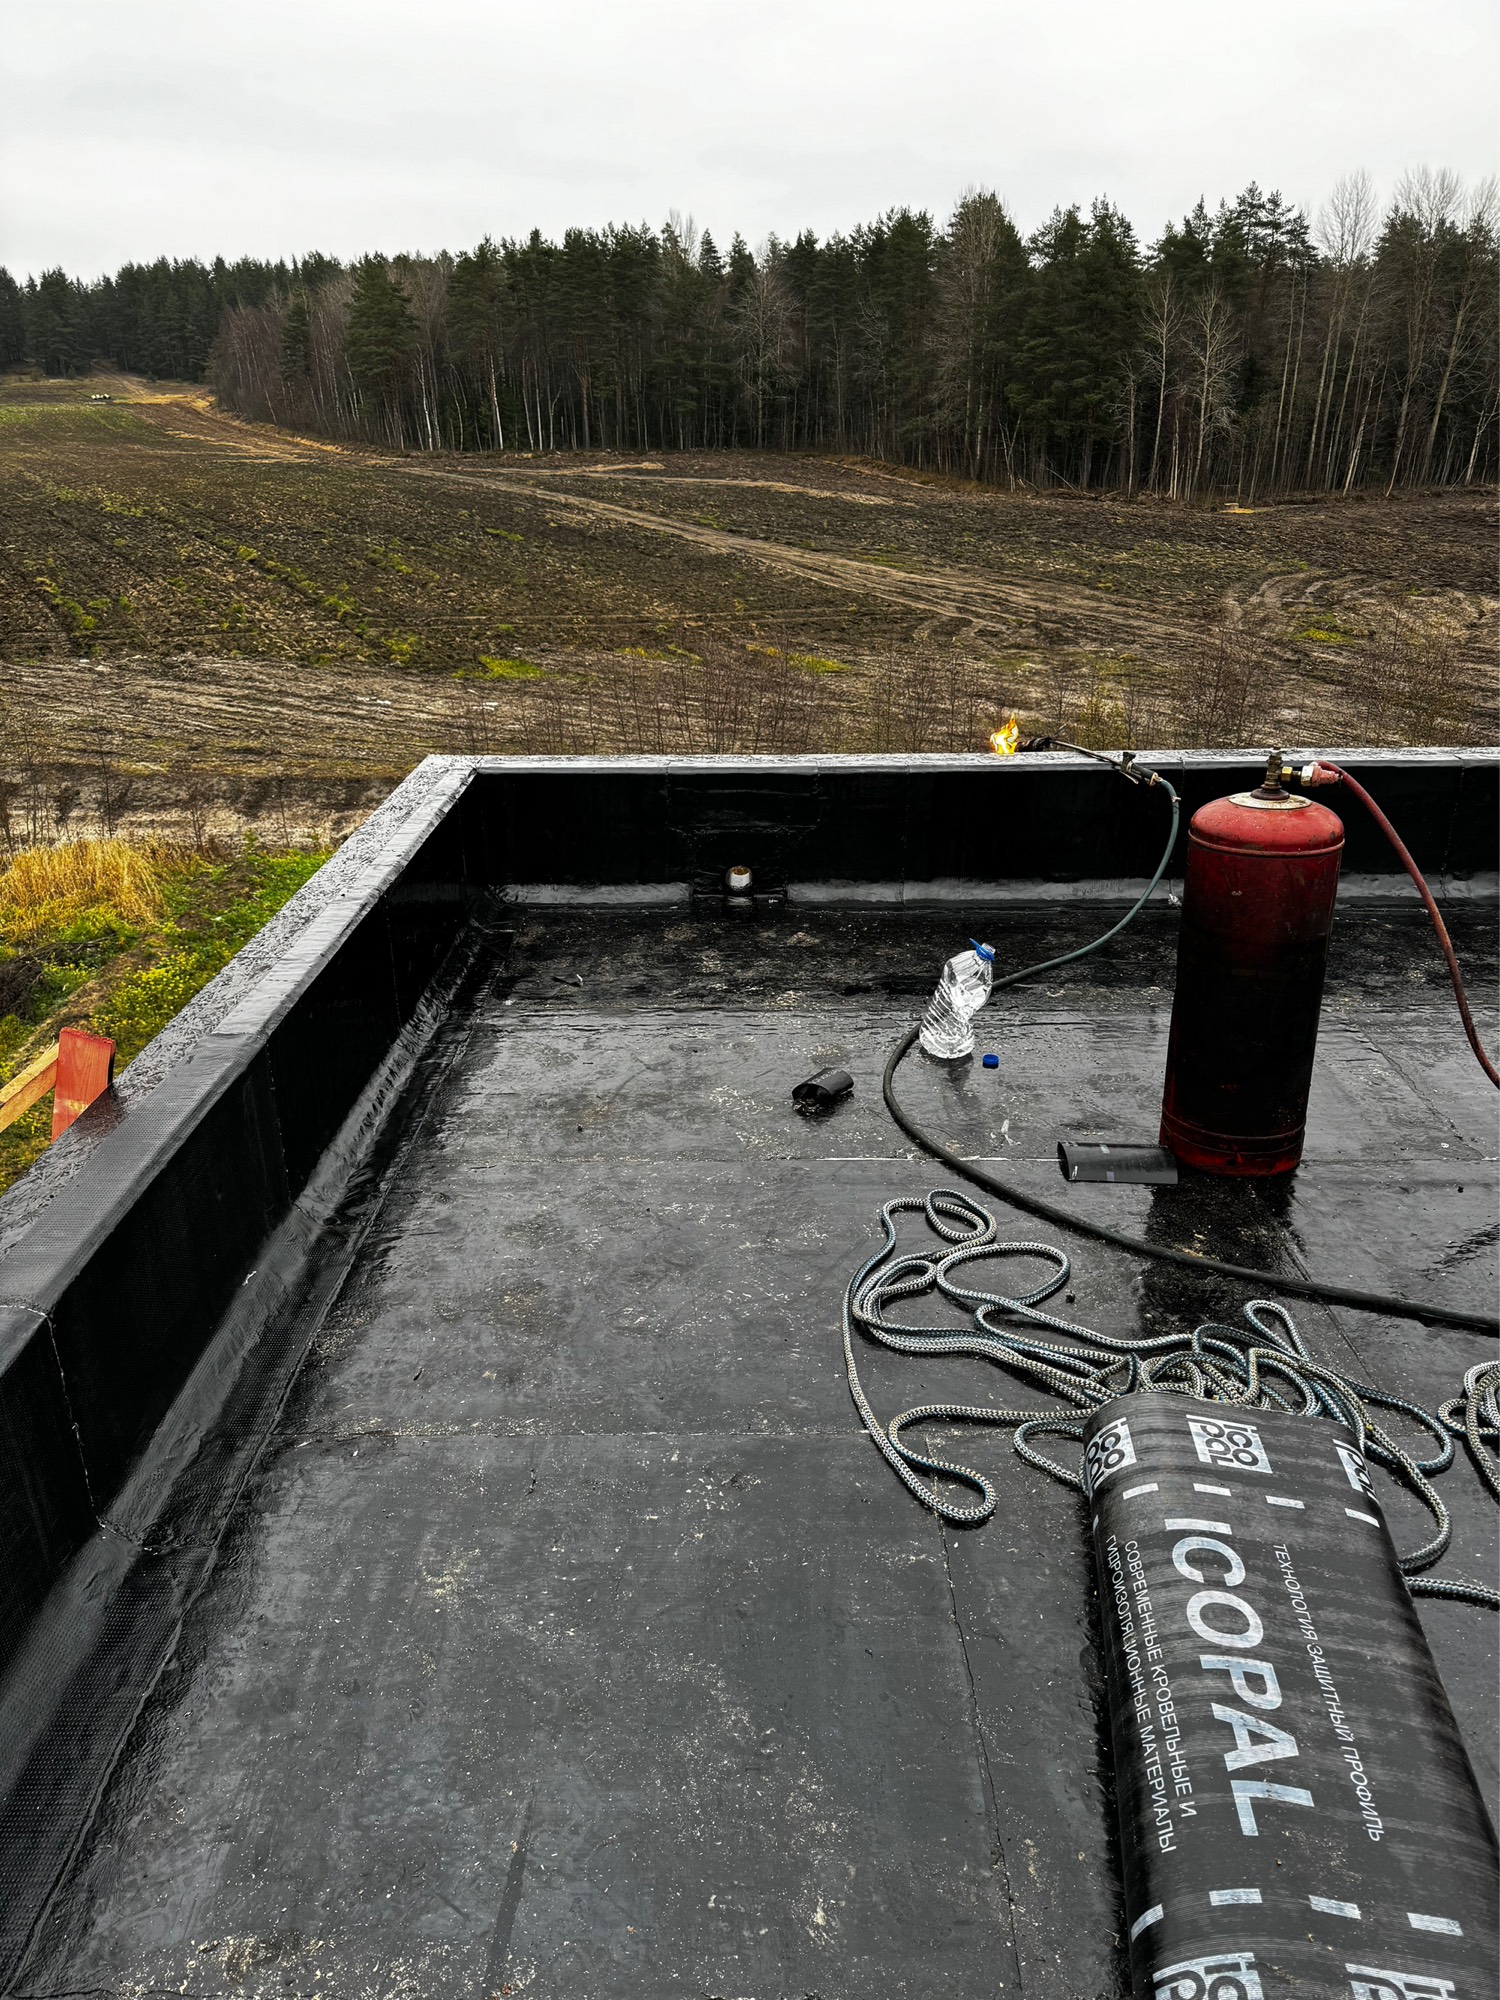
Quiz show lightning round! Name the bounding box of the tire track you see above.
[390,460,1213,656]
[129,403,1210,658]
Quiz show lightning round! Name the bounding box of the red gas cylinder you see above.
[1160,766,1344,1176]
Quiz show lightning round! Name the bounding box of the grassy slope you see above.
[0,842,327,1194]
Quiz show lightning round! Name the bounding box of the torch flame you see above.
[990,717,1020,757]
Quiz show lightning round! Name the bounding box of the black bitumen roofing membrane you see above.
[0,754,1494,1997]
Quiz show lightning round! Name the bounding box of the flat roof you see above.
[15,893,1497,1997]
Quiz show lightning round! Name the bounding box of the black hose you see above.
[882,758,1500,1338]
[842,1188,1500,1604]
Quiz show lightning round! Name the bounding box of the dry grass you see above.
[1351,601,1482,747]
[0,837,327,1198]
[0,837,165,938]
[442,601,1494,761]
[447,630,1017,757]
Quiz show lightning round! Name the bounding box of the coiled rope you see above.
[843,1188,1500,1608]
[1440,1360,1500,1502]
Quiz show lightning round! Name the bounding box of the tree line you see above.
[3,170,1495,496]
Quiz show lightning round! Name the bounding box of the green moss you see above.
[468,655,544,679]
[1297,622,1357,646]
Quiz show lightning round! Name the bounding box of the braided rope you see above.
[843,1188,1499,1608]
[1438,1360,1500,1502]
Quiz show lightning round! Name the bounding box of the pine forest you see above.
[2,172,1496,500]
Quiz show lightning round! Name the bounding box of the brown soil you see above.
[2,377,1494,841]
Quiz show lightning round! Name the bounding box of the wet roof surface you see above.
[23,904,1498,1999]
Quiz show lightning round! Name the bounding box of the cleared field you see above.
[1,378,1495,839]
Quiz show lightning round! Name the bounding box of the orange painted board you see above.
[50,1029,115,1140]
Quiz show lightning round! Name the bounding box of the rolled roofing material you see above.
[1086,1395,1498,2000]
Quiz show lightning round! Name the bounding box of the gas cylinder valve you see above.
[1258,750,1344,793]
[1255,748,1291,796]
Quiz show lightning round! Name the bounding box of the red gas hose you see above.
[1309,761,1500,1089]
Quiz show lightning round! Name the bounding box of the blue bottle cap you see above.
[969,940,996,963]
[981,1053,999,1069]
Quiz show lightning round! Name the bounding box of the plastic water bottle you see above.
[919,940,996,1059]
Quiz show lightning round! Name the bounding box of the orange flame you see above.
[990,717,1020,757]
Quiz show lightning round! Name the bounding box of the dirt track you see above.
[129,398,1497,663]
[391,458,1214,655]
[2,378,1494,838]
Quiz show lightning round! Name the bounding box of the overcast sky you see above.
[3,0,1496,278]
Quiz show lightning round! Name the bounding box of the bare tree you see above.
[1188,281,1238,496]
[1140,270,1185,493]
[732,250,796,449]
[1305,171,1378,485]
[1317,169,1378,266]
[1383,167,1463,491]
[86,724,134,836]
[1168,618,1274,747]
[402,254,452,452]
[1353,599,1483,746]
[309,271,356,433]
[0,706,58,850]
[174,760,211,849]
[1417,178,1499,482]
